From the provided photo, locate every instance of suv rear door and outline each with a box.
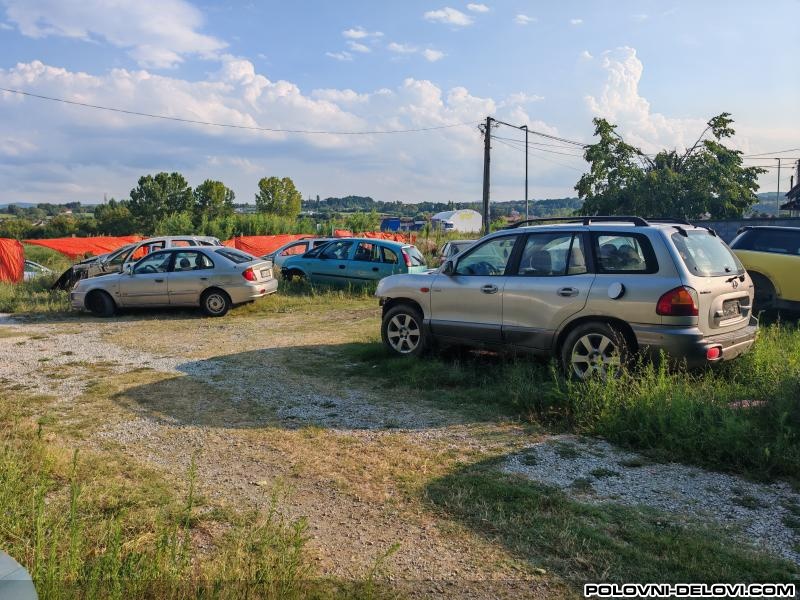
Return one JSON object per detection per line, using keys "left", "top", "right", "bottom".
{"left": 430, "top": 234, "right": 520, "bottom": 343}
{"left": 670, "top": 230, "right": 752, "bottom": 334}
{"left": 502, "top": 231, "right": 594, "bottom": 350}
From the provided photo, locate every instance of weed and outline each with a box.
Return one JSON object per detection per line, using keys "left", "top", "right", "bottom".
{"left": 590, "top": 467, "right": 621, "bottom": 479}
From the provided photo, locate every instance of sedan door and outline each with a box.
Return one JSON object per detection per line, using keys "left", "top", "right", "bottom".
{"left": 429, "top": 234, "right": 520, "bottom": 343}
{"left": 168, "top": 250, "right": 215, "bottom": 305}
{"left": 117, "top": 251, "right": 172, "bottom": 306}
{"left": 502, "top": 232, "right": 595, "bottom": 350}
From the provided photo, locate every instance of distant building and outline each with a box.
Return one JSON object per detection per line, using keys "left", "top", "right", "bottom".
{"left": 780, "top": 161, "right": 800, "bottom": 217}
{"left": 430, "top": 209, "right": 482, "bottom": 233}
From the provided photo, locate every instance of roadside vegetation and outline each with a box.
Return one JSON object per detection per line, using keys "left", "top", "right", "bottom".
{"left": 331, "top": 317, "right": 800, "bottom": 483}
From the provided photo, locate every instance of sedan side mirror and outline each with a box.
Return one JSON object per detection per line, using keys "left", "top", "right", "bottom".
{"left": 442, "top": 260, "right": 455, "bottom": 275}
{"left": 123, "top": 264, "right": 134, "bottom": 276}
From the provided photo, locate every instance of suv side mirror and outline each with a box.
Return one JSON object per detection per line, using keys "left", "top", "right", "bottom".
{"left": 442, "top": 260, "right": 455, "bottom": 275}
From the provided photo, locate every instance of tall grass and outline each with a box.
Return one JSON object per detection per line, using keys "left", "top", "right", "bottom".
{"left": 0, "top": 277, "right": 70, "bottom": 313}
{"left": 561, "top": 323, "right": 800, "bottom": 480}
{"left": 0, "top": 416, "right": 322, "bottom": 599}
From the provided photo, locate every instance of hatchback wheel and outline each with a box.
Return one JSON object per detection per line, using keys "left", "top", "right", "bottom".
{"left": 381, "top": 305, "right": 426, "bottom": 357}
{"left": 201, "top": 289, "right": 231, "bottom": 317}
{"left": 562, "top": 322, "right": 629, "bottom": 380}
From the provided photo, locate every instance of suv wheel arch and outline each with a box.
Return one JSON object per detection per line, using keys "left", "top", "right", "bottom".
{"left": 555, "top": 316, "right": 638, "bottom": 357}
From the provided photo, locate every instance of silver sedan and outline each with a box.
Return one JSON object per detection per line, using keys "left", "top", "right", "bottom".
{"left": 71, "top": 247, "right": 278, "bottom": 317}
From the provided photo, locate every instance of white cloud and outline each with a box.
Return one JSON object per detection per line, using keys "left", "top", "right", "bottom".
{"left": 325, "top": 51, "right": 353, "bottom": 61}
{"left": 631, "top": 14, "right": 649, "bottom": 22}
{"left": 466, "top": 3, "right": 489, "bottom": 12}
{"left": 515, "top": 14, "right": 536, "bottom": 25}
{"left": 502, "top": 92, "right": 544, "bottom": 106}
{"left": 346, "top": 41, "right": 370, "bottom": 53}
{"left": 422, "top": 49, "right": 445, "bottom": 62}
{"left": 0, "top": 22, "right": 13, "bottom": 30}
{"left": 342, "top": 26, "right": 383, "bottom": 39}
{"left": 570, "top": 18, "right": 584, "bottom": 25}
{"left": 0, "top": 57, "right": 568, "bottom": 204}
{"left": 584, "top": 47, "right": 706, "bottom": 152}
{"left": 387, "top": 42, "right": 417, "bottom": 54}
{"left": 2, "top": 0, "right": 226, "bottom": 68}
{"left": 423, "top": 7, "right": 473, "bottom": 26}
{"left": 580, "top": 50, "right": 593, "bottom": 60}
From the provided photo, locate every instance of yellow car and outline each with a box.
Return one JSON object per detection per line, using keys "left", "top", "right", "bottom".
{"left": 730, "top": 226, "right": 800, "bottom": 311}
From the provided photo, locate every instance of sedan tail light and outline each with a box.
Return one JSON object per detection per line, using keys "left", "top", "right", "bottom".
{"left": 242, "top": 267, "right": 257, "bottom": 281}
{"left": 656, "top": 286, "right": 699, "bottom": 316}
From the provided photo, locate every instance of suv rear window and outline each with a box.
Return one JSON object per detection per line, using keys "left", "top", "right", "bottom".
{"left": 730, "top": 229, "right": 800, "bottom": 255}
{"left": 671, "top": 231, "right": 743, "bottom": 277}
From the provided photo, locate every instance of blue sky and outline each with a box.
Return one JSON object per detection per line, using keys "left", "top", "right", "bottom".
{"left": 0, "top": 0, "right": 798, "bottom": 205}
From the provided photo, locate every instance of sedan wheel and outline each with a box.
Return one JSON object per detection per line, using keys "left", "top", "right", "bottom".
{"left": 381, "top": 305, "right": 426, "bottom": 357}
{"left": 201, "top": 289, "right": 231, "bottom": 317}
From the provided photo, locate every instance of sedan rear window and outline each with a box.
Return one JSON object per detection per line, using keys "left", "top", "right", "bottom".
{"left": 671, "top": 231, "right": 744, "bottom": 277}
{"left": 215, "top": 248, "right": 256, "bottom": 264}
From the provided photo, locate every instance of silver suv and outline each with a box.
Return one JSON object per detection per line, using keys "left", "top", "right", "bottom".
{"left": 376, "top": 217, "right": 758, "bottom": 379}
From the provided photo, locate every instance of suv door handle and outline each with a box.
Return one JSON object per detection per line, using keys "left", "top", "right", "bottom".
{"left": 481, "top": 284, "right": 499, "bottom": 294}
{"left": 557, "top": 287, "right": 579, "bottom": 297}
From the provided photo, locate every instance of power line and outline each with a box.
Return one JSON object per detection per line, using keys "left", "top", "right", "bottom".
{"left": 491, "top": 118, "right": 587, "bottom": 147}
{"left": 493, "top": 138, "right": 585, "bottom": 171}
{"left": 491, "top": 134, "right": 586, "bottom": 153}
{"left": 743, "top": 148, "right": 800, "bottom": 157}
{"left": 0, "top": 86, "right": 480, "bottom": 135}
{"left": 493, "top": 135, "right": 585, "bottom": 157}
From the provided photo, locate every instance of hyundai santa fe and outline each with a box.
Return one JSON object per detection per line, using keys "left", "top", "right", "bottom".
{"left": 375, "top": 217, "right": 758, "bottom": 379}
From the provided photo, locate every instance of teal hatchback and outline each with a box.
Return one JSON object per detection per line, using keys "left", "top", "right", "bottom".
{"left": 280, "top": 238, "right": 428, "bottom": 284}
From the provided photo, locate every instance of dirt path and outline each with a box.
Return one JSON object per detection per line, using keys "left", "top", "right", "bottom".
{"left": 0, "top": 313, "right": 562, "bottom": 598}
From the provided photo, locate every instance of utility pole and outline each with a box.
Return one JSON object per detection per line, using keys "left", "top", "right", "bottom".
{"left": 522, "top": 125, "right": 529, "bottom": 221}
{"left": 481, "top": 116, "right": 493, "bottom": 235}
{"left": 776, "top": 158, "right": 782, "bottom": 215}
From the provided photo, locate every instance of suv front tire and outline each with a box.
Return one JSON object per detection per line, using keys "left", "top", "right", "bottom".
{"left": 381, "top": 304, "right": 427, "bottom": 357}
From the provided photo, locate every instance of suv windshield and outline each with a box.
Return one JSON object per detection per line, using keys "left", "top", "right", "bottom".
{"left": 671, "top": 231, "right": 743, "bottom": 277}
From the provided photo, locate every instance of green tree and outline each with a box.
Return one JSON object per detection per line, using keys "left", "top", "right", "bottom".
{"left": 95, "top": 199, "right": 135, "bottom": 236}
{"left": 154, "top": 211, "right": 196, "bottom": 236}
{"left": 576, "top": 113, "right": 766, "bottom": 219}
{"left": 129, "top": 172, "right": 194, "bottom": 234}
{"left": 194, "top": 179, "right": 235, "bottom": 224}
{"left": 254, "top": 177, "right": 302, "bottom": 218}
{"left": 345, "top": 209, "right": 380, "bottom": 232}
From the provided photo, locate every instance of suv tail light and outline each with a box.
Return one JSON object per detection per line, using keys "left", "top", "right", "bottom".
{"left": 656, "top": 286, "right": 699, "bottom": 316}
{"left": 401, "top": 250, "right": 412, "bottom": 267}
{"left": 242, "top": 267, "right": 257, "bottom": 281}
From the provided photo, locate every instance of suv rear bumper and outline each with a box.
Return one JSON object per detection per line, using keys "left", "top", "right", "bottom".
{"left": 631, "top": 317, "right": 758, "bottom": 369}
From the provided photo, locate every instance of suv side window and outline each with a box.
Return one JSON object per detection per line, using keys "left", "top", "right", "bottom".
{"left": 593, "top": 233, "right": 657, "bottom": 273}
{"left": 455, "top": 236, "right": 518, "bottom": 276}
{"left": 517, "top": 233, "right": 587, "bottom": 276}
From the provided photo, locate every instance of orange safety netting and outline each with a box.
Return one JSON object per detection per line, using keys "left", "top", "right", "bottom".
{"left": 24, "top": 236, "right": 144, "bottom": 260}
{"left": 0, "top": 238, "right": 24, "bottom": 284}
{"left": 223, "top": 235, "right": 311, "bottom": 257}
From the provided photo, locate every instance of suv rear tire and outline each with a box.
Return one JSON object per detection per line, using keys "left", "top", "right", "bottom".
{"left": 561, "top": 321, "right": 630, "bottom": 380}
{"left": 381, "top": 304, "right": 427, "bottom": 357}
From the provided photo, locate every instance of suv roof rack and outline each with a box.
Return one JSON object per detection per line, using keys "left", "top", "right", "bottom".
{"left": 505, "top": 215, "right": 650, "bottom": 229}
{"left": 647, "top": 218, "right": 692, "bottom": 226}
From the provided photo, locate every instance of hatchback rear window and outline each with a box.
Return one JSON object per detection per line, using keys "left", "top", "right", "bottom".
{"left": 671, "top": 231, "right": 744, "bottom": 277}
{"left": 215, "top": 248, "right": 256, "bottom": 264}
{"left": 403, "top": 246, "right": 426, "bottom": 266}
{"left": 730, "top": 229, "right": 800, "bottom": 255}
